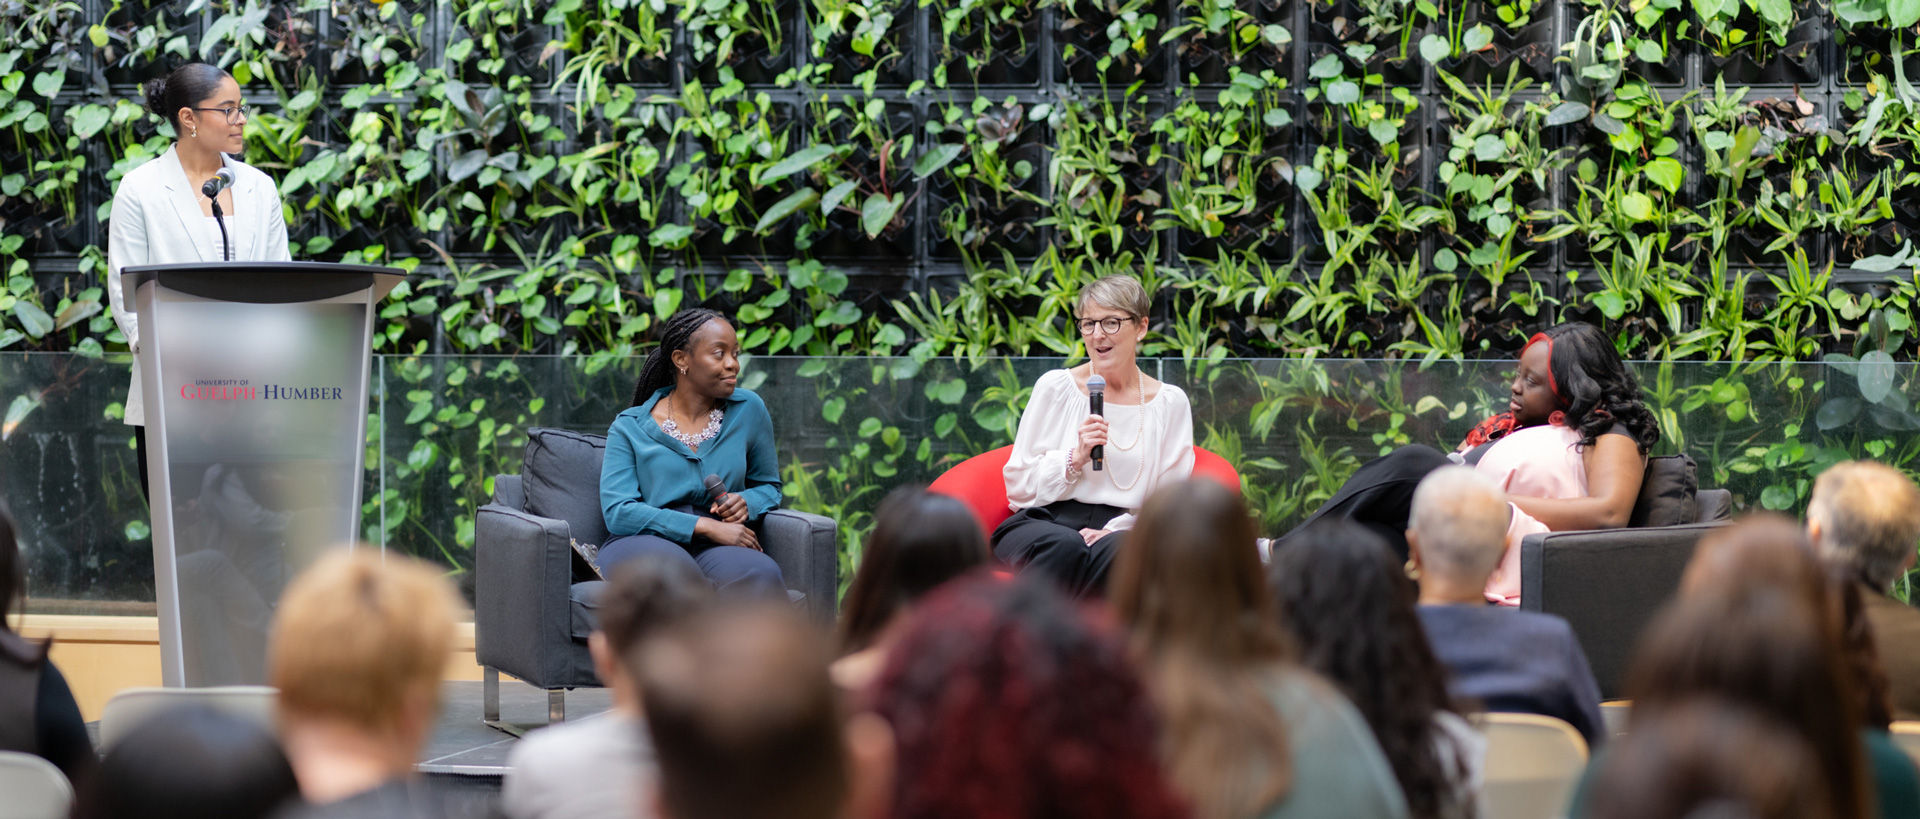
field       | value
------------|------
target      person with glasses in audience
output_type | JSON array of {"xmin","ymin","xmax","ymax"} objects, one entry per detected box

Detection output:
[
  {"xmin": 107, "ymin": 62, "xmax": 290, "ymax": 500},
  {"xmin": 994, "ymin": 275, "xmax": 1194, "ymax": 597}
]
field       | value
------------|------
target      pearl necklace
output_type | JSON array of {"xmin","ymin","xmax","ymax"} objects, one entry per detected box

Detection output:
[{"xmin": 1098, "ymin": 367, "xmax": 1150, "ymax": 492}]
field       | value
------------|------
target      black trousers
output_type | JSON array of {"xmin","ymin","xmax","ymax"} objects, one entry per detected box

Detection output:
[
  {"xmin": 1277, "ymin": 444, "xmax": 1452, "ymax": 562},
  {"xmin": 992, "ymin": 500, "xmax": 1128, "ymax": 599}
]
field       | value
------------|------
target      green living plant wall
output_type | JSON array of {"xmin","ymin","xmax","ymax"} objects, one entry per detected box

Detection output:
[{"xmin": 10, "ymin": 0, "xmax": 1920, "ymax": 592}]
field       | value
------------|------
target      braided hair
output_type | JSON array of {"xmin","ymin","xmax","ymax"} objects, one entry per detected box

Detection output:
[{"xmin": 631, "ymin": 308, "xmax": 726, "ymax": 407}]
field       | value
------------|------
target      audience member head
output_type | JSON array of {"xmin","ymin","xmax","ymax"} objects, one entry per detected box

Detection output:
[
  {"xmin": 1535, "ymin": 322, "xmax": 1660, "ymax": 453},
  {"xmin": 1808, "ymin": 460, "xmax": 1920, "ymax": 591},
  {"xmin": 1683, "ymin": 515, "xmax": 1892, "ymax": 729},
  {"xmin": 1110, "ymin": 479, "xmax": 1289, "ymax": 819},
  {"xmin": 1627, "ymin": 580, "xmax": 1868, "ymax": 819},
  {"xmin": 1405, "ymin": 466, "xmax": 1509, "ymax": 598},
  {"xmin": 1582, "ymin": 698, "xmax": 1833, "ymax": 819},
  {"xmin": 637, "ymin": 603, "xmax": 858, "ymax": 819},
  {"xmin": 595, "ymin": 554, "xmax": 713, "ymax": 713},
  {"xmin": 0, "ymin": 502, "xmax": 41, "ymax": 661},
  {"xmin": 1267, "ymin": 520, "xmax": 1473, "ymax": 819},
  {"xmin": 76, "ymin": 705, "xmax": 298, "ymax": 819},
  {"xmin": 871, "ymin": 574, "xmax": 1189, "ymax": 819},
  {"xmin": 838, "ymin": 487, "xmax": 991, "ymax": 655},
  {"xmin": 268, "ymin": 551, "xmax": 460, "ymax": 801}
]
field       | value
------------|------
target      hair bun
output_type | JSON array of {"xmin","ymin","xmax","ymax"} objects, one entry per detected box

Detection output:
[{"xmin": 142, "ymin": 78, "xmax": 168, "ymax": 117}]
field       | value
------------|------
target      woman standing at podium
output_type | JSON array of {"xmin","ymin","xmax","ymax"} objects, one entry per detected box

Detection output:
[{"xmin": 106, "ymin": 62, "xmax": 291, "ymax": 499}]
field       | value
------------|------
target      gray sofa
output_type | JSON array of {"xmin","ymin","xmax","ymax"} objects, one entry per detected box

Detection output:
[
  {"xmin": 1520, "ymin": 454, "xmax": 1733, "ymax": 699},
  {"xmin": 474, "ymin": 427, "xmax": 838, "ymax": 733}
]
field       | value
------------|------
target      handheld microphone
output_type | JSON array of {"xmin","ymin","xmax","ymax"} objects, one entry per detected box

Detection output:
[
  {"xmin": 1086, "ymin": 374, "xmax": 1105, "ymax": 472},
  {"xmin": 703, "ymin": 474, "xmax": 728, "ymax": 507},
  {"xmin": 201, "ymin": 167, "xmax": 234, "ymax": 200}
]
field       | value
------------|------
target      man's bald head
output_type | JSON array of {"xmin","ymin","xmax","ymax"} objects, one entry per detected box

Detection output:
[{"xmin": 1408, "ymin": 466, "xmax": 1511, "ymax": 585}]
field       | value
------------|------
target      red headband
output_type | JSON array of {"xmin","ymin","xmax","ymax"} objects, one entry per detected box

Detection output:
[{"xmin": 1523, "ymin": 332, "xmax": 1562, "ymax": 404}]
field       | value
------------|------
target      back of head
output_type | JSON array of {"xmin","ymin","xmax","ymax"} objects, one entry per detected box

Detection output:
[
  {"xmin": 599, "ymin": 553, "xmax": 714, "ymax": 658},
  {"xmin": 0, "ymin": 503, "xmax": 43, "ymax": 664},
  {"xmin": 1584, "ymin": 698, "xmax": 1833, "ymax": 819},
  {"xmin": 1266, "ymin": 520, "xmax": 1467, "ymax": 819},
  {"xmin": 1627, "ymin": 584, "xmax": 1867, "ymax": 819},
  {"xmin": 1407, "ymin": 466, "xmax": 1510, "ymax": 586},
  {"xmin": 1682, "ymin": 514, "xmax": 1892, "ymax": 728},
  {"xmin": 837, "ymin": 487, "xmax": 990, "ymax": 654},
  {"xmin": 78, "ymin": 705, "xmax": 298, "ymax": 819},
  {"xmin": 1809, "ymin": 461, "xmax": 1920, "ymax": 590},
  {"xmin": 1110, "ymin": 480, "xmax": 1289, "ymax": 819},
  {"xmin": 269, "ymin": 551, "xmax": 460, "ymax": 735},
  {"xmin": 871, "ymin": 575, "xmax": 1189, "ymax": 819},
  {"xmin": 638, "ymin": 604, "xmax": 845, "ymax": 819}
]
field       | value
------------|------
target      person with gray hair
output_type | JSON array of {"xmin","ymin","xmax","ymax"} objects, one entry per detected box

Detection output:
[
  {"xmin": 994, "ymin": 274, "xmax": 1195, "ymax": 597},
  {"xmin": 1408, "ymin": 467, "xmax": 1607, "ymax": 746},
  {"xmin": 1809, "ymin": 460, "xmax": 1920, "ymax": 720}
]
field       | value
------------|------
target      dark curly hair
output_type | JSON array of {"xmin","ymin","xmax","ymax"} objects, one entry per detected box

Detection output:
[
  {"xmin": 1542, "ymin": 322, "xmax": 1660, "ymax": 455},
  {"xmin": 869, "ymin": 574, "xmax": 1191, "ymax": 819},
  {"xmin": 630, "ymin": 307, "xmax": 725, "ymax": 408},
  {"xmin": 1266, "ymin": 521, "xmax": 1475, "ymax": 819}
]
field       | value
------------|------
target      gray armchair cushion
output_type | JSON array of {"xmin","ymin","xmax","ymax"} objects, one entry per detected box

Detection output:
[
  {"xmin": 475, "ymin": 503, "xmax": 597, "ymax": 688},
  {"xmin": 493, "ymin": 474, "xmax": 526, "ymax": 511},
  {"xmin": 1628, "ymin": 454, "xmax": 1698, "ymax": 528},
  {"xmin": 762, "ymin": 509, "xmax": 840, "ymax": 625},
  {"xmin": 523, "ymin": 428, "xmax": 611, "ymax": 548},
  {"xmin": 569, "ymin": 581, "xmax": 606, "ymax": 642},
  {"xmin": 1696, "ymin": 488, "xmax": 1732, "ymax": 522},
  {"xmin": 1520, "ymin": 522, "xmax": 1727, "ymax": 699}
]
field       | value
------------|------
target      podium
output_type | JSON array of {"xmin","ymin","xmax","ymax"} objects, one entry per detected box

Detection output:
[{"xmin": 121, "ymin": 262, "xmax": 403, "ymax": 687}]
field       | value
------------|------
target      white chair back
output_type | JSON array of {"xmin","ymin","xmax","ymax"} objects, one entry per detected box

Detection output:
[
  {"xmin": 0, "ymin": 751, "xmax": 73, "ymax": 819},
  {"xmin": 98, "ymin": 685, "xmax": 278, "ymax": 749},
  {"xmin": 1480, "ymin": 712, "xmax": 1590, "ymax": 819}
]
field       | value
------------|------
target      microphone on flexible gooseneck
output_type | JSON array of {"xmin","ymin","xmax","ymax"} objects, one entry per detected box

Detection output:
[
  {"xmin": 201, "ymin": 168, "xmax": 235, "ymax": 261},
  {"xmin": 1086, "ymin": 375, "xmax": 1105, "ymax": 472}
]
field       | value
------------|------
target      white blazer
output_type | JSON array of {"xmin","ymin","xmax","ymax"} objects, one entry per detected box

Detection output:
[{"xmin": 107, "ymin": 145, "xmax": 291, "ymax": 426}]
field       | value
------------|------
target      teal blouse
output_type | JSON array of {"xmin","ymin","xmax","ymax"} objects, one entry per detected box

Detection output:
[{"xmin": 599, "ymin": 386, "xmax": 783, "ymax": 544}]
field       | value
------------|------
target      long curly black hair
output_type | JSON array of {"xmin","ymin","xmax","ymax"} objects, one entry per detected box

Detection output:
[
  {"xmin": 1543, "ymin": 322, "xmax": 1661, "ymax": 456},
  {"xmin": 630, "ymin": 308, "xmax": 726, "ymax": 408},
  {"xmin": 1267, "ymin": 521, "xmax": 1475, "ymax": 819}
]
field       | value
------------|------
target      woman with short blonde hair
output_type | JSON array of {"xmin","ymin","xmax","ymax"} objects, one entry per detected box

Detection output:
[{"xmin": 994, "ymin": 275, "xmax": 1194, "ymax": 597}]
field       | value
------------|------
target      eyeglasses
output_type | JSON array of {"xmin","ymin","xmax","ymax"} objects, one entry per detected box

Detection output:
[
  {"xmin": 189, "ymin": 105, "xmax": 251, "ymax": 125},
  {"xmin": 1076, "ymin": 316, "xmax": 1135, "ymax": 336}
]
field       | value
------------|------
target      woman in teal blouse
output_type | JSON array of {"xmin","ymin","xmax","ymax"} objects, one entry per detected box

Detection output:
[{"xmin": 598, "ymin": 308, "xmax": 785, "ymax": 597}]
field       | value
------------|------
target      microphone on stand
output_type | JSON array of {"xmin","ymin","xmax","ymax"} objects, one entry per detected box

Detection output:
[
  {"xmin": 201, "ymin": 168, "xmax": 235, "ymax": 261},
  {"xmin": 1086, "ymin": 375, "xmax": 1105, "ymax": 471}
]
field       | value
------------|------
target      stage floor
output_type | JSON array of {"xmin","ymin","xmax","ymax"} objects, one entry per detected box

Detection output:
[{"xmin": 420, "ymin": 680, "xmax": 615, "ymax": 775}]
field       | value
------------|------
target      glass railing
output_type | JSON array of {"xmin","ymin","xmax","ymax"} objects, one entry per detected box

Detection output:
[{"xmin": 7, "ymin": 352, "xmax": 1913, "ymax": 612}]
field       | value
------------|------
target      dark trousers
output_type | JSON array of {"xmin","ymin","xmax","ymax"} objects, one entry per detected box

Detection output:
[
  {"xmin": 992, "ymin": 500, "xmax": 1128, "ymax": 599},
  {"xmin": 1277, "ymin": 444, "xmax": 1452, "ymax": 561},
  {"xmin": 597, "ymin": 506, "xmax": 785, "ymax": 600}
]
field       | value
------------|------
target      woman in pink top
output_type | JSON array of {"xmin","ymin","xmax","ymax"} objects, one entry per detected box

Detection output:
[{"xmin": 1282, "ymin": 323, "xmax": 1659, "ymax": 605}]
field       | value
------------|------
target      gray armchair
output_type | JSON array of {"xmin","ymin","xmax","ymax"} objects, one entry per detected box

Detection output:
[
  {"xmin": 475, "ymin": 427, "xmax": 838, "ymax": 734},
  {"xmin": 1520, "ymin": 454, "xmax": 1734, "ymax": 699}
]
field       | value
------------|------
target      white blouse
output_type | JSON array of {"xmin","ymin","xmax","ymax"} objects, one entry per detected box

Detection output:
[{"xmin": 1003, "ymin": 369, "xmax": 1195, "ymax": 530}]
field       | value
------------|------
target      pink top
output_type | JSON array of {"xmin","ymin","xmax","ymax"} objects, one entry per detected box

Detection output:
[{"xmin": 1473, "ymin": 424, "xmax": 1588, "ymax": 606}]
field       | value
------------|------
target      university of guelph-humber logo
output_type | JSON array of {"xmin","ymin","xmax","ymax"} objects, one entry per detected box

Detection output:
[{"xmin": 180, "ymin": 379, "xmax": 344, "ymax": 400}]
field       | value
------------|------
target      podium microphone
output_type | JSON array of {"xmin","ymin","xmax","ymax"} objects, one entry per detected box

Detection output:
[
  {"xmin": 1087, "ymin": 374, "xmax": 1105, "ymax": 471},
  {"xmin": 201, "ymin": 168, "xmax": 235, "ymax": 261},
  {"xmin": 704, "ymin": 474, "xmax": 728, "ymax": 506}
]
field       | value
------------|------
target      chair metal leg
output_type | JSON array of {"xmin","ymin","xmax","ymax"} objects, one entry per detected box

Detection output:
[
  {"xmin": 549, "ymin": 689, "xmax": 566, "ymax": 724},
  {"xmin": 482, "ymin": 667, "xmax": 529, "ymax": 738}
]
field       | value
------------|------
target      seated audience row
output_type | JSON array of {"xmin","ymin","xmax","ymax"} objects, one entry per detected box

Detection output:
[{"xmin": 25, "ymin": 455, "xmax": 1920, "ymax": 819}]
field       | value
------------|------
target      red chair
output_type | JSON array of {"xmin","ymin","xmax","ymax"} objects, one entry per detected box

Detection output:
[{"xmin": 928, "ymin": 445, "xmax": 1242, "ymax": 539}]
